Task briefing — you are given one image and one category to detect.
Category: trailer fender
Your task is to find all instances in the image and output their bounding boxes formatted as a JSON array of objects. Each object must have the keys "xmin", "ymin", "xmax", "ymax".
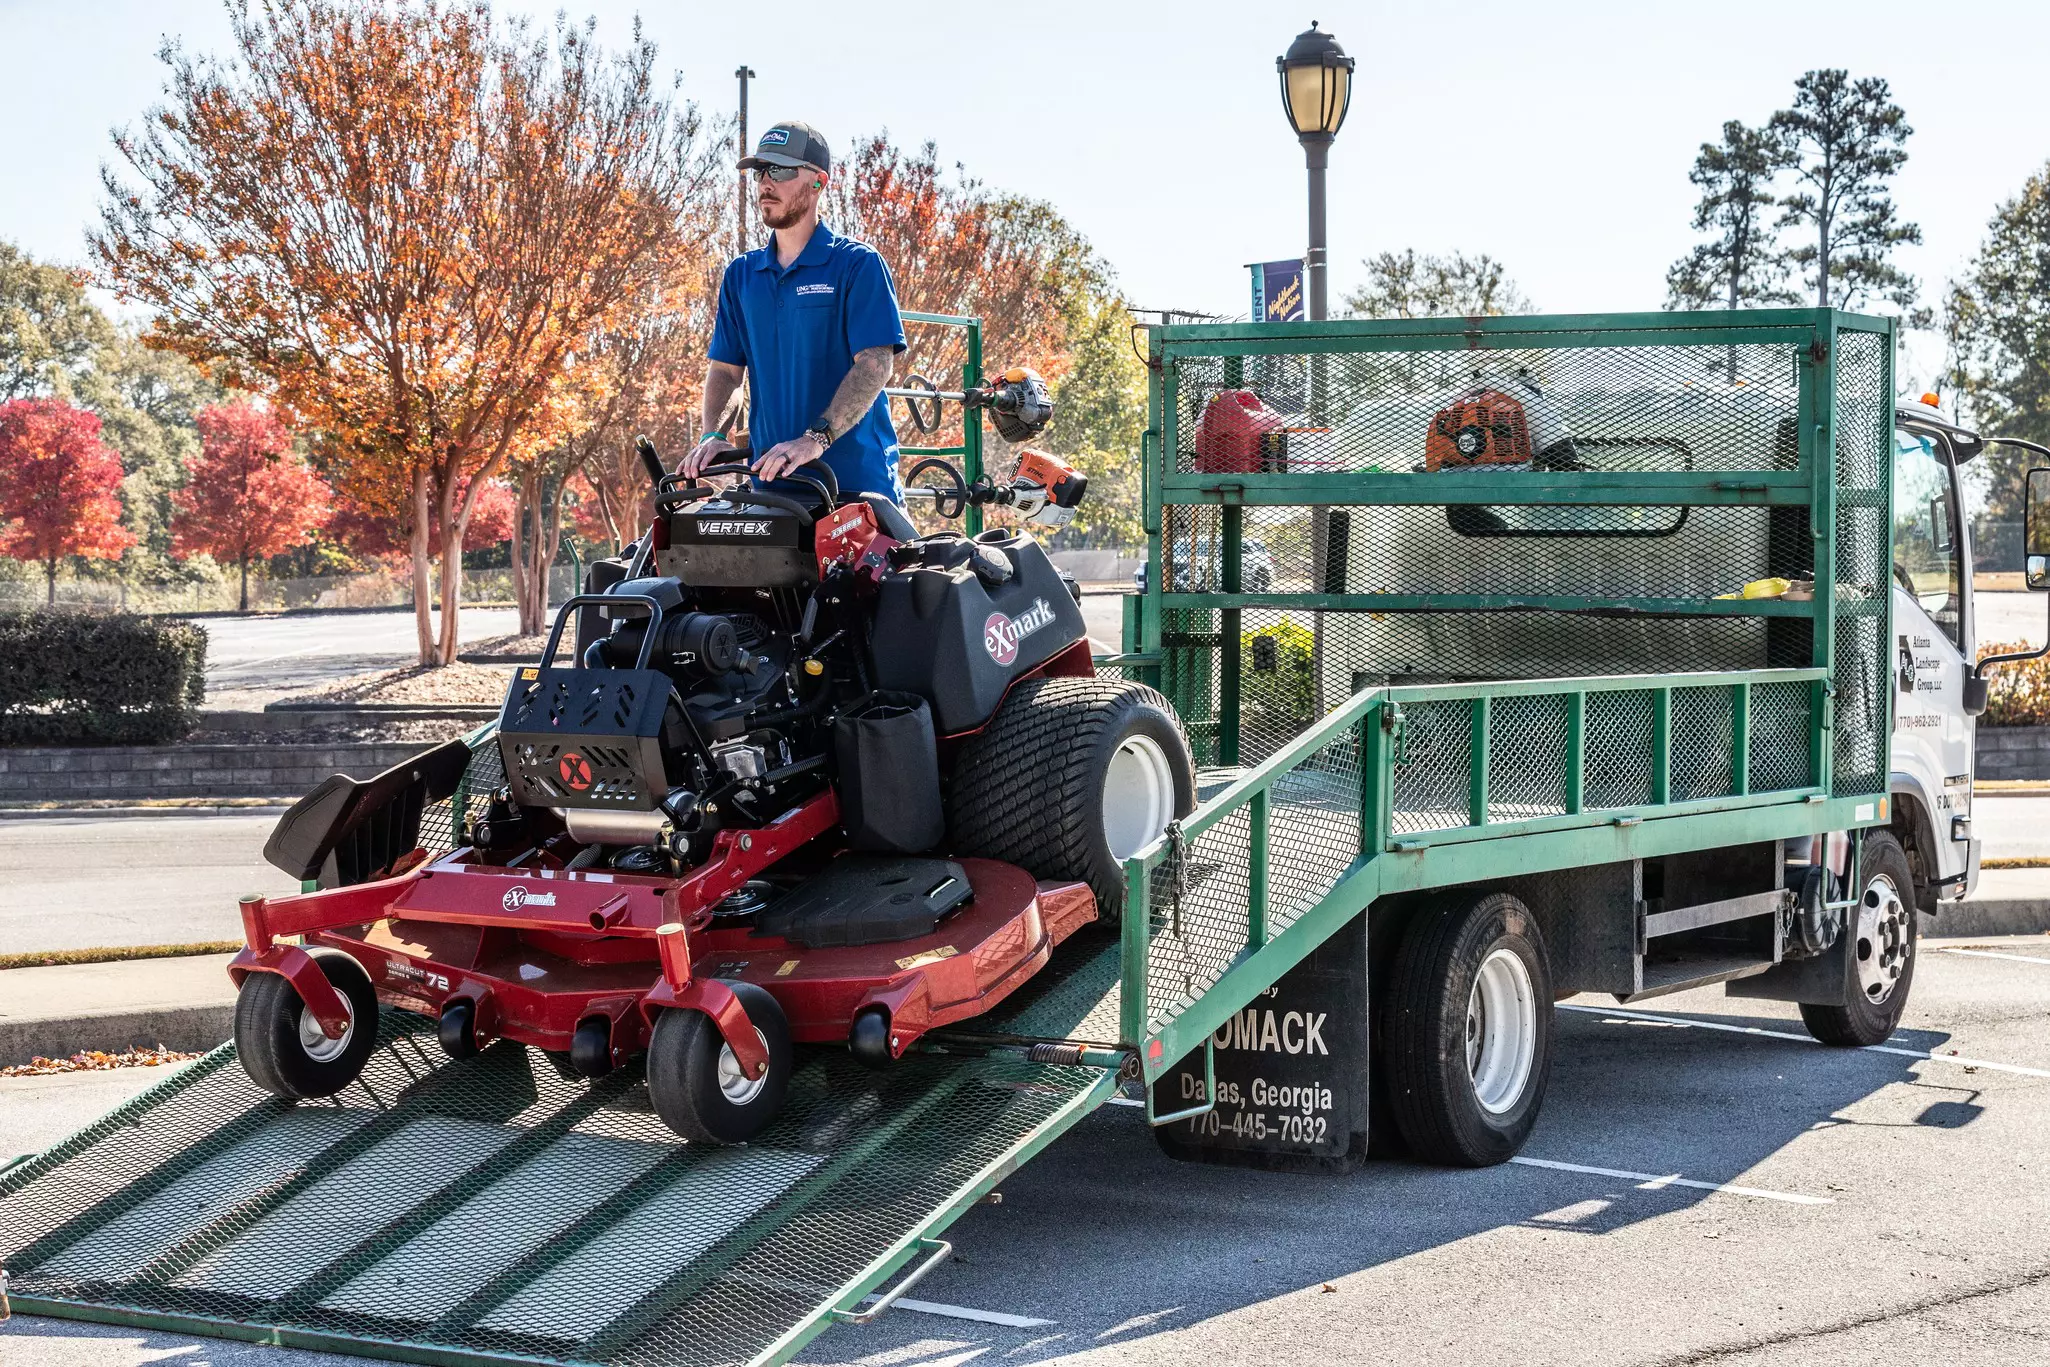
[
  {"xmin": 228, "ymin": 943, "xmax": 354, "ymax": 1040},
  {"xmin": 642, "ymin": 977, "xmax": 772, "ymax": 1082}
]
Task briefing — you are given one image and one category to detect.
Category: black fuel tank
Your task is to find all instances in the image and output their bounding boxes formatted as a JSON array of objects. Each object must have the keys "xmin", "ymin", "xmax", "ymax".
[{"xmin": 871, "ymin": 530, "xmax": 1087, "ymax": 734}]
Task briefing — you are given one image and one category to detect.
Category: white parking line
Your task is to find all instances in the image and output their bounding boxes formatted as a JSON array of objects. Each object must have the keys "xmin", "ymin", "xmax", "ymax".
[
  {"xmin": 1509, "ymin": 1155, "xmax": 1831, "ymax": 1206},
  {"xmin": 857, "ymin": 1295, "xmax": 1054, "ymax": 1328},
  {"xmin": 1560, "ymin": 1003, "xmax": 2050, "ymax": 1079},
  {"xmin": 1937, "ymin": 947, "xmax": 2050, "ymax": 968}
]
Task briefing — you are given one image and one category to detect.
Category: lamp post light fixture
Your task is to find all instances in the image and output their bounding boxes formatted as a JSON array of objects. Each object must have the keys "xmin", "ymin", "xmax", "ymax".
[{"xmin": 1276, "ymin": 21, "xmax": 1354, "ymax": 321}]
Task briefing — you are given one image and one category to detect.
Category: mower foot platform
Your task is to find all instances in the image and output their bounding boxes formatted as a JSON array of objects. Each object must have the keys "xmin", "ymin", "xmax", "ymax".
[{"xmin": 0, "ymin": 1010, "xmax": 1113, "ymax": 1367}]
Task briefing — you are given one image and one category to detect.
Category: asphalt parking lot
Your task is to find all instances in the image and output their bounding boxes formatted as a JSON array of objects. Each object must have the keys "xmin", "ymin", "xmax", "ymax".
[{"xmin": 4, "ymin": 932, "xmax": 2046, "ymax": 1366}]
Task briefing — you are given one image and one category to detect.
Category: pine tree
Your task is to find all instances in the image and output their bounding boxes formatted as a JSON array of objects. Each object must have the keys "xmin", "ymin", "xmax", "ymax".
[
  {"xmin": 1770, "ymin": 70, "xmax": 1921, "ymax": 311},
  {"xmin": 1666, "ymin": 121, "xmax": 1794, "ymax": 310}
]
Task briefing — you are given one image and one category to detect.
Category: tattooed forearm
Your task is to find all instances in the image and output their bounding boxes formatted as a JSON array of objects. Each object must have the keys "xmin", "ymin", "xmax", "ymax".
[{"xmin": 817, "ymin": 346, "xmax": 895, "ymax": 442}]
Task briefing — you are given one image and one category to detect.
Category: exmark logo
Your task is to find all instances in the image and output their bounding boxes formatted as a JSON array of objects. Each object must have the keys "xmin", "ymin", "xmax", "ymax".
[
  {"xmin": 697, "ymin": 519, "xmax": 773, "ymax": 537},
  {"xmin": 501, "ymin": 885, "xmax": 557, "ymax": 912},
  {"xmin": 982, "ymin": 597, "xmax": 1058, "ymax": 666}
]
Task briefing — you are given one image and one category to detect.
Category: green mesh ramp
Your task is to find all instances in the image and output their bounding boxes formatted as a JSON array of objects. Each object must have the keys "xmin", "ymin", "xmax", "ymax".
[{"xmin": 0, "ymin": 1012, "xmax": 1112, "ymax": 1367}]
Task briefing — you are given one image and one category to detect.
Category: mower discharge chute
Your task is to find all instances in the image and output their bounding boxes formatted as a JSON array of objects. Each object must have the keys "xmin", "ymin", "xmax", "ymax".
[{"xmin": 230, "ymin": 404, "xmax": 1193, "ymax": 1145}]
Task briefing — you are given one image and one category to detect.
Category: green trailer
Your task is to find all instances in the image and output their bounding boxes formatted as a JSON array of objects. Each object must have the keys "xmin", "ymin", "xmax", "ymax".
[{"xmin": 0, "ymin": 309, "xmax": 1918, "ymax": 1366}]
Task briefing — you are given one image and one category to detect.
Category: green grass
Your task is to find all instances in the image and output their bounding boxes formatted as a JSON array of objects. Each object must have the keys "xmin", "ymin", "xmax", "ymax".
[{"xmin": 0, "ymin": 941, "xmax": 241, "ymax": 972}]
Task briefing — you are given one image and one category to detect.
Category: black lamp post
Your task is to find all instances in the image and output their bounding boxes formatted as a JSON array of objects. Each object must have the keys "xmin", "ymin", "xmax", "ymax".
[{"xmin": 1276, "ymin": 22, "xmax": 1354, "ymax": 321}]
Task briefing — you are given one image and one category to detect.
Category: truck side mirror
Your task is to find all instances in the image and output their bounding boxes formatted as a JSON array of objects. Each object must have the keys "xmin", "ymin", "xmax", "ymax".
[{"xmin": 2028, "ymin": 468, "xmax": 2050, "ymax": 590}]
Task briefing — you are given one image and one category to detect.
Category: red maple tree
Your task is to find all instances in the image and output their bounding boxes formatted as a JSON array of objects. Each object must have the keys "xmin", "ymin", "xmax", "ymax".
[
  {"xmin": 0, "ymin": 398, "xmax": 135, "ymax": 603},
  {"xmin": 171, "ymin": 400, "xmax": 331, "ymax": 611}
]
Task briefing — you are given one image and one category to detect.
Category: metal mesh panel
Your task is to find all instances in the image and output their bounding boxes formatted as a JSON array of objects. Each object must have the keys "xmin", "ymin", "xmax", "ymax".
[
  {"xmin": 417, "ymin": 731, "xmax": 504, "ymax": 858},
  {"xmin": 1142, "ymin": 726, "xmax": 1364, "ymax": 1033},
  {"xmin": 1584, "ymin": 691, "xmax": 1656, "ymax": 809},
  {"xmin": 1831, "ymin": 328, "xmax": 1890, "ymax": 797},
  {"xmin": 1750, "ymin": 679, "xmax": 1812, "ymax": 792},
  {"xmin": 0, "ymin": 1021, "xmax": 1102, "ymax": 1367},
  {"xmin": 1392, "ymin": 700, "xmax": 1471, "ymax": 834},
  {"xmin": 1488, "ymin": 694, "xmax": 1569, "ymax": 822},
  {"xmin": 1831, "ymin": 612, "xmax": 1888, "ymax": 796},
  {"xmin": 1671, "ymin": 686, "xmax": 1735, "ymax": 801},
  {"xmin": 1168, "ymin": 503, "xmax": 1817, "ymax": 604},
  {"xmin": 1170, "ymin": 339, "xmax": 1803, "ymax": 475},
  {"xmin": 1263, "ymin": 743, "xmax": 1367, "ymax": 933},
  {"xmin": 1145, "ymin": 806, "xmax": 1254, "ymax": 1023}
]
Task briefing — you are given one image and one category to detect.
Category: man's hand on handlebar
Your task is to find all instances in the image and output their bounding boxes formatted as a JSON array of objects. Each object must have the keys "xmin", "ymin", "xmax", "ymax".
[
  {"xmin": 752, "ymin": 432, "xmax": 829, "ymax": 485},
  {"xmin": 679, "ymin": 434, "xmax": 738, "ymax": 481}
]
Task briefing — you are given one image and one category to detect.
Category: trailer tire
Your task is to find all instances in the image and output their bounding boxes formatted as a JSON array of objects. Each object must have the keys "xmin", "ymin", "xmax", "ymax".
[
  {"xmin": 1800, "ymin": 831, "xmax": 1918, "ymax": 1047},
  {"xmin": 234, "ymin": 948, "xmax": 379, "ymax": 1100},
  {"xmin": 1382, "ymin": 891, "xmax": 1553, "ymax": 1167},
  {"xmin": 947, "ymin": 678, "xmax": 1194, "ymax": 924},
  {"xmin": 647, "ymin": 982, "xmax": 792, "ymax": 1145}
]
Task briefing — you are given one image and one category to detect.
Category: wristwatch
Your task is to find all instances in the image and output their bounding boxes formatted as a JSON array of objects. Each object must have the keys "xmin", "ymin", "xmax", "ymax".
[{"xmin": 804, "ymin": 422, "xmax": 834, "ymax": 451}]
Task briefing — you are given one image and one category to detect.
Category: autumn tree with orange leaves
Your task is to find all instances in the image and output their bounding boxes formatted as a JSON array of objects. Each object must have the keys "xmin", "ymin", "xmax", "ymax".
[
  {"xmin": 825, "ymin": 135, "xmax": 1091, "ymax": 443},
  {"xmin": 94, "ymin": 0, "xmax": 720, "ymax": 664},
  {"xmin": 171, "ymin": 399, "xmax": 330, "ymax": 612},
  {"xmin": 0, "ymin": 398, "xmax": 136, "ymax": 603}
]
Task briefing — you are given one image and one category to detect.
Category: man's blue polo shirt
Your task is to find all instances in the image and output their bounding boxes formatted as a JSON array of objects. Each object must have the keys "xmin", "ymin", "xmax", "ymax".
[{"xmin": 708, "ymin": 223, "xmax": 907, "ymax": 499}]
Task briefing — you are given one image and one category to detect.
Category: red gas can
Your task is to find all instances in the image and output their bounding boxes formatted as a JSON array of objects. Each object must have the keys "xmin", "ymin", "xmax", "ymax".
[{"xmin": 1193, "ymin": 390, "xmax": 1287, "ymax": 473}]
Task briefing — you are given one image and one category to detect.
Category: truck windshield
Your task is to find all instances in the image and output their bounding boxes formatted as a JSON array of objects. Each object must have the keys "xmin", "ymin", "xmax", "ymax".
[{"xmin": 1893, "ymin": 431, "xmax": 1961, "ymax": 649}]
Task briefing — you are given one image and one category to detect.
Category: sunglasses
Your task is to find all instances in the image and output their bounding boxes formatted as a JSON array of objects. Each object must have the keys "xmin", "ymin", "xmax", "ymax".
[{"xmin": 752, "ymin": 165, "xmax": 810, "ymax": 183}]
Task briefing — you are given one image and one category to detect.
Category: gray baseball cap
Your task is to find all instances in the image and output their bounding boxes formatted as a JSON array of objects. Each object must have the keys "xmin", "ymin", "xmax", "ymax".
[{"xmin": 738, "ymin": 121, "xmax": 831, "ymax": 175}]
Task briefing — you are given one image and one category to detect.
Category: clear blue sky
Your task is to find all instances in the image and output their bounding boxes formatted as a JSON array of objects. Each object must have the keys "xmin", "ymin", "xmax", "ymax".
[{"xmin": 2, "ymin": 0, "xmax": 2045, "ymax": 388}]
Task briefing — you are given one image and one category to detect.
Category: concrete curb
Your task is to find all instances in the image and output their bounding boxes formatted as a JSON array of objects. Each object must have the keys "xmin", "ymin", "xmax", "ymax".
[
  {"xmin": 0, "ymin": 804, "xmax": 291, "ymax": 820},
  {"xmin": 1924, "ymin": 900, "xmax": 2050, "ymax": 938},
  {"xmin": 0, "ymin": 1004, "xmax": 236, "ymax": 1066},
  {"xmin": 0, "ymin": 954, "xmax": 240, "ymax": 1066}
]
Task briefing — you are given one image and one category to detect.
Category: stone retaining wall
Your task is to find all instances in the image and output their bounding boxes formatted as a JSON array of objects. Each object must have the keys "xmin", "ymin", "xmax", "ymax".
[
  {"xmin": 0, "ymin": 742, "xmax": 425, "ymax": 803},
  {"xmin": 1975, "ymin": 725, "xmax": 2050, "ymax": 782}
]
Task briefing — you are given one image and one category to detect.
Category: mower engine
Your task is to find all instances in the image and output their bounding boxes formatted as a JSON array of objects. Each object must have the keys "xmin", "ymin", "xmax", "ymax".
[{"xmin": 490, "ymin": 445, "xmax": 1091, "ymax": 875}]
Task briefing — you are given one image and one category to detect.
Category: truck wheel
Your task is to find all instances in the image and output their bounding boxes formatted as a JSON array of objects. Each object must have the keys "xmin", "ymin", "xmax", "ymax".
[
  {"xmin": 1382, "ymin": 891, "xmax": 1553, "ymax": 1166},
  {"xmin": 1800, "ymin": 831, "xmax": 1918, "ymax": 1047},
  {"xmin": 946, "ymin": 678, "xmax": 1195, "ymax": 924},
  {"xmin": 646, "ymin": 982, "xmax": 792, "ymax": 1145},
  {"xmin": 235, "ymin": 948, "xmax": 379, "ymax": 1099}
]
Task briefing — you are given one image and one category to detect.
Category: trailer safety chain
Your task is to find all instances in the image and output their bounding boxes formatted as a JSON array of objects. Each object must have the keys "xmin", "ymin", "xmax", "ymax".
[{"xmin": 1163, "ymin": 821, "xmax": 1189, "ymax": 940}]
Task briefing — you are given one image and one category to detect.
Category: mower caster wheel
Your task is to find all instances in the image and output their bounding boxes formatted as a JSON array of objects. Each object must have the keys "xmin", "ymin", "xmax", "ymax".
[
  {"xmin": 438, "ymin": 999, "xmax": 479, "ymax": 1059},
  {"xmin": 234, "ymin": 948, "xmax": 379, "ymax": 1100},
  {"xmin": 849, "ymin": 1009, "xmax": 893, "ymax": 1070},
  {"xmin": 570, "ymin": 1019, "xmax": 614, "ymax": 1078},
  {"xmin": 648, "ymin": 982, "xmax": 791, "ymax": 1145}
]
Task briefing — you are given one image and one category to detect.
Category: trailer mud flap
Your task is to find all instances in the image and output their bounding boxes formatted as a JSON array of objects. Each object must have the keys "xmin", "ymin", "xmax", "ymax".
[{"xmin": 0, "ymin": 1011, "xmax": 1113, "ymax": 1367}]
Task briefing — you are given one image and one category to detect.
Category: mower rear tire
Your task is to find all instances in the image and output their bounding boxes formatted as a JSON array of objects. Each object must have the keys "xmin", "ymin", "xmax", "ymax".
[
  {"xmin": 946, "ymin": 677, "xmax": 1194, "ymax": 923},
  {"xmin": 647, "ymin": 982, "xmax": 792, "ymax": 1145},
  {"xmin": 235, "ymin": 948, "xmax": 379, "ymax": 1100}
]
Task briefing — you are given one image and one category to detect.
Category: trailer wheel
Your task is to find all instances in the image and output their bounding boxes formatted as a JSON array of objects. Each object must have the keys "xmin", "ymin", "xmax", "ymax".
[
  {"xmin": 646, "ymin": 982, "xmax": 792, "ymax": 1145},
  {"xmin": 946, "ymin": 678, "xmax": 1195, "ymax": 923},
  {"xmin": 234, "ymin": 948, "xmax": 379, "ymax": 1099},
  {"xmin": 1382, "ymin": 891, "xmax": 1553, "ymax": 1167},
  {"xmin": 1801, "ymin": 831, "xmax": 1918, "ymax": 1047}
]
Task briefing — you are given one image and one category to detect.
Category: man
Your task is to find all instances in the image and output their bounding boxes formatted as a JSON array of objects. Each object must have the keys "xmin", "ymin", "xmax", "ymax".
[{"xmin": 683, "ymin": 122, "xmax": 907, "ymax": 499}]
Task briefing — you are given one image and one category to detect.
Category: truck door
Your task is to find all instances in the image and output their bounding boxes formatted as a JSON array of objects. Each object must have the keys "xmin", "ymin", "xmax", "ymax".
[{"xmin": 1890, "ymin": 428, "xmax": 1974, "ymax": 891}]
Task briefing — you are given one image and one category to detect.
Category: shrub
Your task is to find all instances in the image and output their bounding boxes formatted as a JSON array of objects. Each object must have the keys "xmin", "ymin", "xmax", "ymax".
[
  {"xmin": 1978, "ymin": 641, "xmax": 2050, "ymax": 728},
  {"xmin": 0, "ymin": 611, "xmax": 207, "ymax": 745}
]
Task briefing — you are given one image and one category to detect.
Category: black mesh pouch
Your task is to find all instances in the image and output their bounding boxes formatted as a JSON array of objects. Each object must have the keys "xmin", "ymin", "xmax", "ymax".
[{"xmin": 834, "ymin": 690, "xmax": 946, "ymax": 853}]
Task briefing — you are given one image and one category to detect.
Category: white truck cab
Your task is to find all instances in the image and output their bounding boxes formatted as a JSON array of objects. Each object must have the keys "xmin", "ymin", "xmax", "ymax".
[
  {"xmin": 1890, "ymin": 400, "xmax": 1982, "ymax": 911},
  {"xmin": 1889, "ymin": 400, "xmax": 2050, "ymax": 915}
]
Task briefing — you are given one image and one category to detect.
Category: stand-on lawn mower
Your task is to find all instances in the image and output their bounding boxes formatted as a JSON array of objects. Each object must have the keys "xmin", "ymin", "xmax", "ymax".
[{"xmin": 228, "ymin": 396, "xmax": 1193, "ymax": 1145}]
